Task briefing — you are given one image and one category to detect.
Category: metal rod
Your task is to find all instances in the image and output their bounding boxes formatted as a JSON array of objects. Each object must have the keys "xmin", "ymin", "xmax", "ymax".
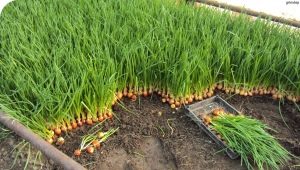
[
  {"xmin": 0, "ymin": 111, "xmax": 86, "ymax": 170},
  {"xmin": 197, "ymin": 0, "xmax": 300, "ymax": 28}
]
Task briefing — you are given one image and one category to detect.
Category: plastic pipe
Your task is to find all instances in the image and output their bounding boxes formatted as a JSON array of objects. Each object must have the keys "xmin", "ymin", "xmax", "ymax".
[
  {"xmin": 197, "ymin": 0, "xmax": 300, "ymax": 28},
  {"xmin": 0, "ymin": 111, "xmax": 86, "ymax": 170}
]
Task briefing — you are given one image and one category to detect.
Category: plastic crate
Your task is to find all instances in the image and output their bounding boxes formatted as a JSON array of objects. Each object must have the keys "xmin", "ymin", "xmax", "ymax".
[{"xmin": 184, "ymin": 95, "xmax": 240, "ymax": 159}]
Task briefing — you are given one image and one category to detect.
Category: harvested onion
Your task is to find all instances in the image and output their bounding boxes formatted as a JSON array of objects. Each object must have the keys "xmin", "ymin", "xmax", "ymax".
[
  {"xmin": 203, "ymin": 115, "xmax": 211, "ymax": 125},
  {"xmin": 98, "ymin": 132, "xmax": 105, "ymax": 138},
  {"xmin": 86, "ymin": 146, "xmax": 95, "ymax": 154},
  {"xmin": 212, "ymin": 108, "xmax": 224, "ymax": 116},
  {"xmin": 92, "ymin": 140, "xmax": 100, "ymax": 149},
  {"xmin": 74, "ymin": 149, "xmax": 81, "ymax": 156}
]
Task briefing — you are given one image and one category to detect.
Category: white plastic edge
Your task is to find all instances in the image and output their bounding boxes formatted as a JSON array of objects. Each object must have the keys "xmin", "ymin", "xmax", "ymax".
[{"xmin": 0, "ymin": 0, "xmax": 14, "ymax": 14}]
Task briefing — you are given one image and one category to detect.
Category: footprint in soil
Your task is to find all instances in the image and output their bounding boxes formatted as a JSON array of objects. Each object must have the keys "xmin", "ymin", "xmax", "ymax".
[{"xmin": 96, "ymin": 137, "xmax": 176, "ymax": 170}]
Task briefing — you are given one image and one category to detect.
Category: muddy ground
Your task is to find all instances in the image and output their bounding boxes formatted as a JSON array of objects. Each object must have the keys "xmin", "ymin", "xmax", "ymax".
[{"xmin": 0, "ymin": 92, "xmax": 300, "ymax": 170}]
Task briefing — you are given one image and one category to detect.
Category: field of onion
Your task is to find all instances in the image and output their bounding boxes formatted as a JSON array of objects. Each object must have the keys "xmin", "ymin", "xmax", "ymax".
[{"xmin": 0, "ymin": 0, "xmax": 299, "ymax": 169}]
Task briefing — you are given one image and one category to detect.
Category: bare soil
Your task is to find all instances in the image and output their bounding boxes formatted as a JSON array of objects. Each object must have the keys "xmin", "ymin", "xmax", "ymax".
[{"xmin": 0, "ymin": 92, "xmax": 299, "ymax": 170}]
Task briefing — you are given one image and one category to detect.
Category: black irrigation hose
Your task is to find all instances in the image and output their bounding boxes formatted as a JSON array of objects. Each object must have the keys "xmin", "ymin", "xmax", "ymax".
[
  {"xmin": 197, "ymin": 0, "xmax": 300, "ymax": 28},
  {"xmin": 0, "ymin": 111, "xmax": 86, "ymax": 170}
]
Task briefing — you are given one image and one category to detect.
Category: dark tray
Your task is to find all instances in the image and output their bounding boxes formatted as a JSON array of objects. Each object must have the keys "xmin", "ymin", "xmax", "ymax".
[{"xmin": 184, "ymin": 95, "xmax": 240, "ymax": 159}]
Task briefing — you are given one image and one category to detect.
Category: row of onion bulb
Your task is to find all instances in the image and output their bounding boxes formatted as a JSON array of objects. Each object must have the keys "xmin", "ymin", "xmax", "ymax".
[{"xmin": 114, "ymin": 84, "xmax": 300, "ymax": 109}]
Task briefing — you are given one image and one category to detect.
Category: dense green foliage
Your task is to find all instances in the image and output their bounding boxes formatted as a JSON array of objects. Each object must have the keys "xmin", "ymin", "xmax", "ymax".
[{"xmin": 0, "ymin": 0, "xmax": 299, "ymax": 139}]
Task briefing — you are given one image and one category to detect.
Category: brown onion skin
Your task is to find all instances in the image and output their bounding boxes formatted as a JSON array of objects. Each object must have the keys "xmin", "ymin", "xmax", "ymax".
[
  {"xmin": 74, "ymin": 149, "xmax": 81, "ymax": 156},
  {"xmin": 54, "ymin": 128, "xmax": 62, "ymax": 135}
]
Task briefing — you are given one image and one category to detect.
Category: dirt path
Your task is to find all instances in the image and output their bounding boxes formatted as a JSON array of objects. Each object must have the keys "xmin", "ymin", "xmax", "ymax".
[{"xmin": 0, "ymin": 92, "xmax": 299, "ymax": 170}]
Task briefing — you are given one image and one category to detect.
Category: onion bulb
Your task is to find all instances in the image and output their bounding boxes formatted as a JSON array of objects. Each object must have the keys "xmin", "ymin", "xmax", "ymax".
[
  {"xmin": 67, "ymin": 125, "xmax": 72, "ymax": 131},
  {"xmin": 71, "ymin": 121, "xmax": 78, "ymax": 129},
  {"xmin": 86, "ymin": 118, "xmax": 93, "ymax": 125},
  {"xmin": 235, "ymin": 89, "xmax": 240, "ymax": 94},
  {"xmin": 98, "ymin": 132, "xmax": 105, "ymax": 138},
  {"xmin": 47, "ymin": 138, "xmax": 53, "ymax": 144},
  {"xmin": 92, "ymin": 117, "xmax": 98, "ymax": 123},
  {"xmin": 239, "ymin": 90, "xmax": 245, "ymax": 96},
  {"xmin": 131, "ymin": 95, "xmax": 137, "ymax": 101},
  {"xmin": 212, "ymin": 108, "xmax": 224, "ymax": 116},
  {"xmin": 287, "ymin": 95, "xmax": 293, "ymax": 101},
  {"xmin": 292, "ymin": 97, "xmax": 297, "ymax": 102},
  {"xmin": 56, "ymin": 137, "xmax": 65, "ymax": 145},
  {"xmin": 107, "ymin": 112, "xmax": 113, "ymax": 119},
  {"xmin": 98, "ymin": 116, "xmax": 104, "ymax": 122},
  {"xmin": 187, "ymin": 97, "xmax": 193, "ymax": 103},
  {"xmin": 143, "ymin": 91, "xmax": 148, "ymax": 97},
  {"xmin": 207, "ymin": 91, "xmax": 213, "ymax": 97},
  {"xmin": 203, "ymin": 115, "xmax": 211, "ymax": 125},
  {"xmin": 92, "ymin": 140, "xmax": 100, "ymax": 149},
  {"xmin": 54, "ymin": 128, "xmax": 62, "ymax": 135},
  {"xmin": 74, "ymin": 149, "xmax": 81, "ymax": 156},
  {"xmin": 127, "ymin": 92, "xmax": 133, "ymax": 98},
  {"xmin": 61, "ymin": 125, "xmax": 67, "ymax": 132},
  {"xmin": 225, "ymin": 89, "xmax": 230, "ymax": 94},
  {"xmin": 77, "ymin": 121, "xmax": 83, "ymax": 127},
  {"xmin": 217, "ymin": 84, "xmax": 223, "ymax": 90},
  {"xmin": 86, "ymin": 146, "xmax": 95, "ymax": 154},
  {"xmin": 117, "ymin": 92, "xmax": 123, "ymax": 100}
]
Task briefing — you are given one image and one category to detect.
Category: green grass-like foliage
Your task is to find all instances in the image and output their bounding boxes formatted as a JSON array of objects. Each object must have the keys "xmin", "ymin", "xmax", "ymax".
[
  {"xmin": 212, "ymin": 114, "xmax": 291, "ymax": 170},
  {"xmin": 0, "ymin": 0, "xmax": 299, "ymax": 139}
]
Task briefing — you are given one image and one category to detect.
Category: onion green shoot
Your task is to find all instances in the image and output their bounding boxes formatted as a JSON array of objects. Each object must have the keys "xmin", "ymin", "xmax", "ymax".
[{"xmin": 212, "ymin": 114, "xmax": 291, "ymax": 170}]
